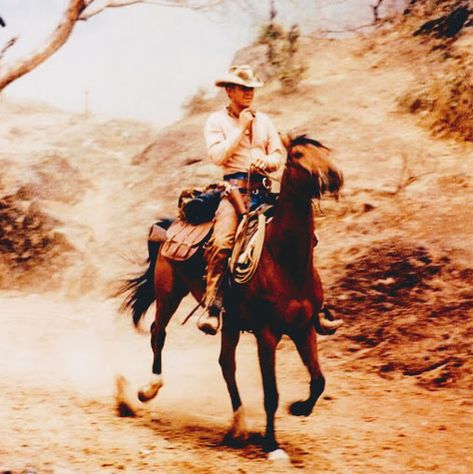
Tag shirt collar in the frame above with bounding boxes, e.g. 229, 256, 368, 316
226, 105, 238, 119
225, 105, 257, 120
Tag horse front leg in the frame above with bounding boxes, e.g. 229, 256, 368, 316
219, 324, 247, 443
256, 327, 287, 460
289, 325, 325, 416
138, 259, 187, 402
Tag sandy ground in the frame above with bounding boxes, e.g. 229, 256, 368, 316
1, 293, 471, 473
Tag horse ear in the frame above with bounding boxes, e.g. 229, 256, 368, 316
279, 131, 292, 150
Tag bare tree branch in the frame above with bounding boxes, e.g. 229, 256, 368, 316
0, 0, 87, 91
372, 0, 385, 24
319, 23, 374, 34
0, 37, 17, 64
391, 152, 433, 195
79, 0, 143, 21
0, 0, 224, 92
79, 0, 223, 21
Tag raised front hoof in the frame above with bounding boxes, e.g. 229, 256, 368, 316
289, 400, 313, 417
320, 318, 344, 336
315, 306, 344, 335
137, 375, 163, 402
267, 448, 290, 463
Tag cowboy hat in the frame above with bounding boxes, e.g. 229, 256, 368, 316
215, 65, 264, 88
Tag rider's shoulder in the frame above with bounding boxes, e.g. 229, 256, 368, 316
255, 110, 277, 128
255, 110, 274, 121
205, 108, 227, 124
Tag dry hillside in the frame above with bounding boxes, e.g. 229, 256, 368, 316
0, 0, 472, 388
1, 3, 472, 472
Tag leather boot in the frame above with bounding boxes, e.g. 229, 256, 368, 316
197, 250, 229, 335
197, 297, 223, 335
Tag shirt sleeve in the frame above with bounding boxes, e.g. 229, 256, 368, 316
204, 113, 244, 166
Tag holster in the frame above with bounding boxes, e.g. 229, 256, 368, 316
226, 186, 247, 216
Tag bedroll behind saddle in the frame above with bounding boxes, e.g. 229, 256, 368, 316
178, 185, 223, 225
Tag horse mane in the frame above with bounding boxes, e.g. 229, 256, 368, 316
290, 134, 331, 151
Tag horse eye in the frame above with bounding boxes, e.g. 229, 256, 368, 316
292, 151, 303, 159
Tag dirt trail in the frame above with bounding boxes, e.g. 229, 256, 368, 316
1, 293, 471, 473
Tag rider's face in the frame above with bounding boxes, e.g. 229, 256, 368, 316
226, 85, 255, 110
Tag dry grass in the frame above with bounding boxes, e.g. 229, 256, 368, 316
399, 55, 473, 141
396, 1, 473, 141
428, 58, 473, 141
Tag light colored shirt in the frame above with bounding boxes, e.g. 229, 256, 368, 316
204, 108, 285, 175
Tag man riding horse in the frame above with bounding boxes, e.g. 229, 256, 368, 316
198, 64, 285, 335
117, 82, 344, 455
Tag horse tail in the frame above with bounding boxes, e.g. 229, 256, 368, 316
116, 218, 173, 326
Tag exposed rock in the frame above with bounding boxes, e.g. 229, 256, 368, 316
414, 6, 471, 38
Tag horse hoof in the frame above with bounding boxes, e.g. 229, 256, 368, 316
227, 406, 249, 443
316, 307, 344, 335
224, 430, 249, 447
268, 449, 290, 462
289, 400, 312, 417
115, 375, 137, 417
138, 374, 163, 402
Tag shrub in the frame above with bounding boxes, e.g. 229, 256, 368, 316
429, 61, 473, 140
182, 88, 212, 116
399, 57, 473, 142
257, 20, 307, 94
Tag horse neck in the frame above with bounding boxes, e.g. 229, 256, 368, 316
267, 165, 315, 276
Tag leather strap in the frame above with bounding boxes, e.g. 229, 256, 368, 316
226, 178, 269, 192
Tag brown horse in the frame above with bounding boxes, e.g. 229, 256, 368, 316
118, 135, 343, 460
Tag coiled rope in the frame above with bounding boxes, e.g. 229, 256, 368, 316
230, 211, 266, 285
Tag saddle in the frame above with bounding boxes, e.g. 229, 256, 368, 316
156, 204, 272, 284
160, 218, 213, 261
157, 184, 224, 261
155, 178, 274, 281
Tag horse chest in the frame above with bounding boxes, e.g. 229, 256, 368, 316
285, 298, 314, 326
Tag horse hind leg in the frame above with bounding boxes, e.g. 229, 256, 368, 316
137, 319, 165, 402
289, 326, 325, 416
138, 260, 188, 402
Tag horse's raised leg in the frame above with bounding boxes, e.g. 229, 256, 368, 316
138, 258, 187, 402
256, 328, 287, 459
219, 324, 247, 442
289, 325, 325, 416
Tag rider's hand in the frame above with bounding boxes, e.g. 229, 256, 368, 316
251, 156, 268, 171
239, 108, 255, 131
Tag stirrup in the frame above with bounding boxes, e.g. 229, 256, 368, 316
197, 306, 222, 335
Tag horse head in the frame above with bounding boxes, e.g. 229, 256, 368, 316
284, 134, 344, 200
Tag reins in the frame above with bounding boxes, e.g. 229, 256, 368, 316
250, 165, 281, 183
253, 162, 327, 217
